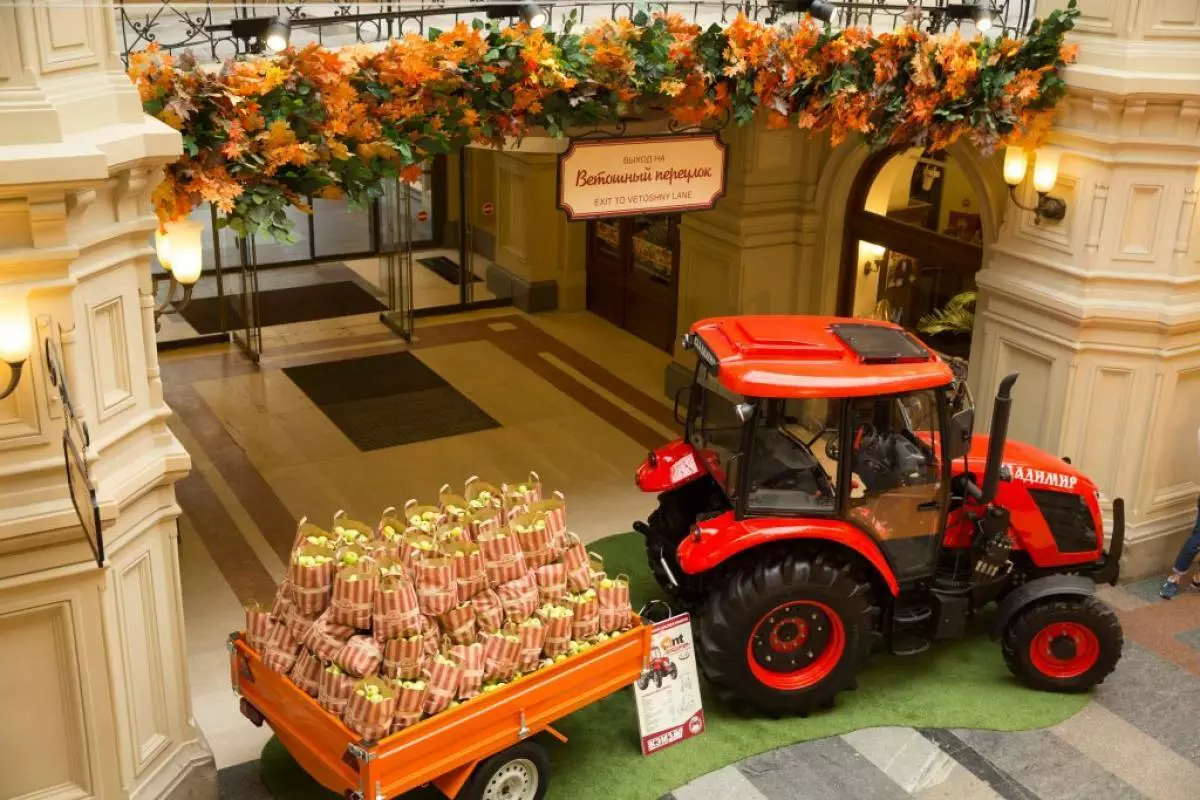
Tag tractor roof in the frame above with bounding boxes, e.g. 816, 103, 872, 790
687, 316, 955, 399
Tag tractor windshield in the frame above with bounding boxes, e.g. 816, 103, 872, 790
685, 363, 745, 492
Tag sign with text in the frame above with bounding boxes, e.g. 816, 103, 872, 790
633, 613, 705, 756
557, 134, 727, 221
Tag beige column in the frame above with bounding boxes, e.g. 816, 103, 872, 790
491, 150, 587, 312
972, 0, 1200, 577
0, 2, 210, 798
666, 117, 828, 391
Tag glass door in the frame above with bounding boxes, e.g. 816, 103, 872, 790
379, 175, 415, 341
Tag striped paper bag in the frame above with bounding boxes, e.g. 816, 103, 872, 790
262, 621, 302, 675
450, 642, 485, 700
511, 512, 557, 570
471, 588, 505, 633
588, 551, 606, 585
540, 606, 574, 658
415, 557, 456, 617
438, 484, 472, 522
293, 517, 335, 553
434, 522, 469, 548
569, 592, 600, 640
343, 677, 395, 741
597, 575, 633, 633
329, 565, 378, 629
529, 492, 567, 542
502, 471, 542, 506
335, 634, 383, 678
445, 541, 487, 603
497, 572, 539, 624
245, 603, 273, 653
534, 563, 568, 604
382, 634, 426, 681
391, 680, 428, 732
289, 547, 335, 617
331, 511, 374, 548
303, 610, 355, 661
463, 506, 502, 542
420, 614, 440, 657
516, 617, 548, 673
284, 602, 318, 644
562, 534, 592, 593
464, 477, 504, 512
403, 500, 446, 535
481, 627, 521, 682
477, 531, 527, 586
318, 664, 356, 716
289, 648, 323, 697
377, 507, 406, 547
373, 576, 422, 641
271, 581, 293, 620
440, 602, 477, 646
401, 533, 438, 574
423, 655, 462, 716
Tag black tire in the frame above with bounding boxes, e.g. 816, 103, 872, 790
637, 674, 650, 690
696, 547, 880, 717
1001, 596, 1123, 693
668, 663, 678, 680
654, 673, 663, 688
644, 503, 706, 606
459, 740, 550, 800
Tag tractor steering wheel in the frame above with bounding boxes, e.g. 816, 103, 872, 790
824, 434, 841, 461
852, 423, 879, 451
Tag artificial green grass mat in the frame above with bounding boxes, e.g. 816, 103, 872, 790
260, 531, 1089, 800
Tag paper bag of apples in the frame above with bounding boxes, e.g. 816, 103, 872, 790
241, 473, 635, 739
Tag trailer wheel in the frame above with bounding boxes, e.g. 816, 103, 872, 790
460, 740, 549, 800
1001, 596, 1123, 693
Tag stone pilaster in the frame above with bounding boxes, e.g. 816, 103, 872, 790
0, 1, 210, 798
972, 0, 1200, 577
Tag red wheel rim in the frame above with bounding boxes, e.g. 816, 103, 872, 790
746, 601, 846, 691
1029, 621, 1100, 679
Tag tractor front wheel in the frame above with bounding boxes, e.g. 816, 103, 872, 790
1001, 596, 1123, 693
696, 549, 880, 717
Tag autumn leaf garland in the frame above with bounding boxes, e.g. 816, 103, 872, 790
132, 3, 1080, 242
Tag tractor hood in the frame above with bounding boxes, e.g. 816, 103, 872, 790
960, 435, 1097, 496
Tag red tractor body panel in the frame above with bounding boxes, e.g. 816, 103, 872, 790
676, 511, 901, 596
690, 315, 954, 399
635, 440, 705, 493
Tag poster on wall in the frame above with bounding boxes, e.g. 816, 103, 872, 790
557, 134, 727, 221
633, 612, 705, 756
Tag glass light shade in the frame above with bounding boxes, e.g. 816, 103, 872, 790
975, 15, 993, 33
1032, 149, 1061, 193
1002, 147, 1028, 186
0, 290, 32, 364
155, 227, 173, 271
166, 220, 204, 285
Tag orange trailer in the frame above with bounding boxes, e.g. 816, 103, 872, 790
229, 618, 651, 800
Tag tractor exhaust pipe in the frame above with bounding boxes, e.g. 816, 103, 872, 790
979, 373, 1019, 505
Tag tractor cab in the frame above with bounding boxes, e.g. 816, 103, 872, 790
635, 315, 1125, 718
656, 316, 971, 581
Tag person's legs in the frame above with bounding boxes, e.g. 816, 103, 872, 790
1161, 498, 1200, 599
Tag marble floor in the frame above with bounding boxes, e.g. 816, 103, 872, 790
161, 307, 1200, 798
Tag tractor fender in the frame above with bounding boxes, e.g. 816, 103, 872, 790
676, 512, 900, 596
990, 574, 1096, 640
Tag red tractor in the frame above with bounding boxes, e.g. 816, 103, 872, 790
638, 656, 679, 690
634, 316, 1125, 716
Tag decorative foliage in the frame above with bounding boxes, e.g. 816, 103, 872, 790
131, 2, 1080, 242
918, 291, 977, 336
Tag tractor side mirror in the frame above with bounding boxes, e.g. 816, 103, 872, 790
673, 387, 688, 426
948, 407, 974, 461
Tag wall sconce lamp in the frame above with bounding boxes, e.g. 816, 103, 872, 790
152, 219, 204, 331
1003, 146, 1067, 224
860, 241, 887, 275
0, 289, 33, 401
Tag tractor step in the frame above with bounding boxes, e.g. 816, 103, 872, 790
890, 631, 932, 657
893, 605, 933, 626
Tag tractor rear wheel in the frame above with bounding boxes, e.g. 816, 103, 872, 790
1001, 596, 1123, 693
696, 548, 880, 717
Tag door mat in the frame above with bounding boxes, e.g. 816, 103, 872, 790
180, 281, 385, 335
258, 531, 1088, 800
283, 351, 498, 451
417, 256, 482, 286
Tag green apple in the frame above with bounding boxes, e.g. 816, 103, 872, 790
553, 654, 567, 663
478, 490, 492, 501
533, 519, 547, 531
422, 511, 437, 521
383, 525, 396, 538
599, 578, 614, 589
327, 664, 343, 675
342, 552, 360, 566
334, 525, 346, 535
355, 688, 366, 697
409, 515, 422, 526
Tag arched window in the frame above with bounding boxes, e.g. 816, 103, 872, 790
839, 147, 985, 360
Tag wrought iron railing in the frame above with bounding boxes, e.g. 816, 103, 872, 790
117, 1, 1039, 66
